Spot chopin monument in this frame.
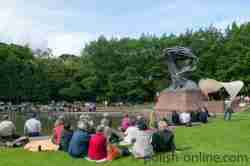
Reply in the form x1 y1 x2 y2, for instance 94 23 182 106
155 47 206 113
163 47 198 91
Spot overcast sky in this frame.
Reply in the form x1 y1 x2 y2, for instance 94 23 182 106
0 0 249 55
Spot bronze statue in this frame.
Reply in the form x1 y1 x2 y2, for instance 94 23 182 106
163 47 198 91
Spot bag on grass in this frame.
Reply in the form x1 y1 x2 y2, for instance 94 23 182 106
107 144 121 161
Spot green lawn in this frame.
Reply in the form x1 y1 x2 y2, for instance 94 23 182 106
1 109 250 166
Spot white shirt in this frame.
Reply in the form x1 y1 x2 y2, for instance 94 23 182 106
179 112 191 124
131 130 154 158
24 118 41 134
0 120 16 137
124 126 139 144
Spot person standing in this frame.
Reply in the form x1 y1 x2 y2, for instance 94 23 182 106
224 100 233 120
24 113 42 137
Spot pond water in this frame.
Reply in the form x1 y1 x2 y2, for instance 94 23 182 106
13 112 124 135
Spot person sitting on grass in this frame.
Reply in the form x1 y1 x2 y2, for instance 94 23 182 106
87 125 107 162
0 115 17 141
101 118 112 143
52 116 64 145
80 114 95 134
120 117 139 146
199 108 209 123
101 113 112 128
179 112 191 126
121 114 131 132
136 115 148 127
130 121 154 159
68 121 90 158
171 111 180 125
100 116 123 144
59 123 73 152
151 121 176 153
24 113 42 137
190 111 198 122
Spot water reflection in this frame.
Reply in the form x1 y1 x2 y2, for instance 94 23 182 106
14 112 123 135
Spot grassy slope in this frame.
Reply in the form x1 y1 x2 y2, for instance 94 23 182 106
1 109 250 166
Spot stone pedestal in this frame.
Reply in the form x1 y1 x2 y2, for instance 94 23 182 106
203 101 224 113
154 90 225 114
155 90 206 113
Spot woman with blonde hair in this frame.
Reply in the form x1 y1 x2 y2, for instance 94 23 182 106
151 120 176 153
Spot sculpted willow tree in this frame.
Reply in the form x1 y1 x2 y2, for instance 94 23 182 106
162 47 198 91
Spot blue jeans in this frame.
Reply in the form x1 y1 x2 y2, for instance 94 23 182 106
28 132 40 137
224 111 232 120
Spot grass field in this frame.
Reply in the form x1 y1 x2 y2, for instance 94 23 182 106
1 109 250 166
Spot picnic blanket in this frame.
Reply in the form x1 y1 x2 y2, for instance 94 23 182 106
24 136 59 152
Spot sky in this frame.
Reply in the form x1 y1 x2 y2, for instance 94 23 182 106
0 0 250 55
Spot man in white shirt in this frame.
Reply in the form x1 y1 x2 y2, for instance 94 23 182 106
179 112 191 124
0 115 16 138
24 113 42 137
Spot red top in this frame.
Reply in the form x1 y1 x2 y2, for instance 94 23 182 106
88 132 107 160
53 124 64 145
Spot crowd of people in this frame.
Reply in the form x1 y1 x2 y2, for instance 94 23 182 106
55 113 176 162
171 106 210 127
0 101 95 113
0 98 243 162
0 112 176 162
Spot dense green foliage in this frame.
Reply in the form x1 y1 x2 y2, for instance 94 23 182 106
0 22 249 103
1 110 250 166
